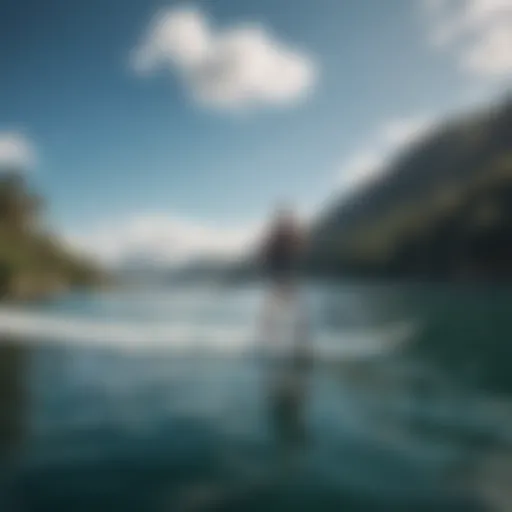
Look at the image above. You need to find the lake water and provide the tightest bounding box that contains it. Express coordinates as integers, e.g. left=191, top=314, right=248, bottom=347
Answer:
left=0, top=282, right=511, bottom=511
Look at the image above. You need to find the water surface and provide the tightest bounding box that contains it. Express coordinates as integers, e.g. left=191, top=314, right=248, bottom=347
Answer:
left=0, top=283, right=511, bottom=511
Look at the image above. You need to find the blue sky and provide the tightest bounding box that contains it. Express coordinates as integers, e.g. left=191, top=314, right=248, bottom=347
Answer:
left=0, top=0, right=510, bottom=263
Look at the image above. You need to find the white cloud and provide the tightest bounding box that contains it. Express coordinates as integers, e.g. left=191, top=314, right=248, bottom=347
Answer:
left=339, top=152, right=383, bottom=191
left=338, top=115, right=434, bottom=193
left=464, top=21, right=512, bottom=76
left=133, top=6, right=318, bottom=110
left=65, top=213, right=263, bottom=266
left=0, top=132, right=35, bottom=171
left=424, top=0, right=512, bottom=78
left=380, top=117, right=435, bottom=147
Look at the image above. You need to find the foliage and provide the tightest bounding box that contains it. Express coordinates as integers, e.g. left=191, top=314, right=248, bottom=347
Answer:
left=310, top=96, right=512, bottom=281
left=0, top=171, right=102, bottom=299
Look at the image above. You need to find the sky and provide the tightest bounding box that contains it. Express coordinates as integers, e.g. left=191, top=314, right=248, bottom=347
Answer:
left=0, top=0, right=510, bottom=264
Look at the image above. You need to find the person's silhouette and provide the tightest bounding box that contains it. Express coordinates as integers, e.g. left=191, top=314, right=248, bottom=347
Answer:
left=258, top=204, right=306, bottom=345
left=257, top=204, right=312, bottom=480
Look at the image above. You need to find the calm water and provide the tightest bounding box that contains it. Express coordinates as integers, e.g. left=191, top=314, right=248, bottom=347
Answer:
left=0, top=283, right=512, bottom=511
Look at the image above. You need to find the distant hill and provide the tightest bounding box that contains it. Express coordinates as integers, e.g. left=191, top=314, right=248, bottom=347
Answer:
left=0, top=171, right=103, bottom=299
left=116, top=256, right=250, bottom=287
left=309, top=95, right=512, bottom=280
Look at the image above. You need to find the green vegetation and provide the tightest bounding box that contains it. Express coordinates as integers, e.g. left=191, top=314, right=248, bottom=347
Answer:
left=310, top=96, right=512, bottom=281
left=0, top=171, right=103, bottom=300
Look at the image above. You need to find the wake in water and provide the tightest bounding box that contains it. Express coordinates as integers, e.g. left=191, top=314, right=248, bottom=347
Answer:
left=0, top=301, right=415, bottom=360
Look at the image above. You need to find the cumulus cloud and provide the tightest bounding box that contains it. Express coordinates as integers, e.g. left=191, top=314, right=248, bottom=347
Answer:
left=338, top=116, right=434, bottom=193
left=424, top=0, right=512, bottom=78
left=65, top=213, right=263, bottom=265
left=132, top=6, right=318, bottom=110
left=0, top=132, right=35, bottom=171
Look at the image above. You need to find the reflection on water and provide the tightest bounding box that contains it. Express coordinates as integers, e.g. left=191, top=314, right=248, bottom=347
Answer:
left=0, top=339, right=27, bottom=511
left=0, top=340, right=26, bottom=462
left=0, top=284, right=511, bottom=510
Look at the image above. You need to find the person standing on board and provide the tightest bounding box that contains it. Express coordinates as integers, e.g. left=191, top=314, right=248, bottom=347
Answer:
left=258, top=204, right=307, bottom=343
left=258, top=204, right=311, bottom=479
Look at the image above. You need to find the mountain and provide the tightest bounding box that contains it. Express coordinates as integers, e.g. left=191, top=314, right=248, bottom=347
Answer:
left=161, top=258, right=236, bottom=284
left=0, top=171, right=103, bottom=299
left=309, top=95, right=512, bottom=280
left=116, top=256, right=251, bottom=287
